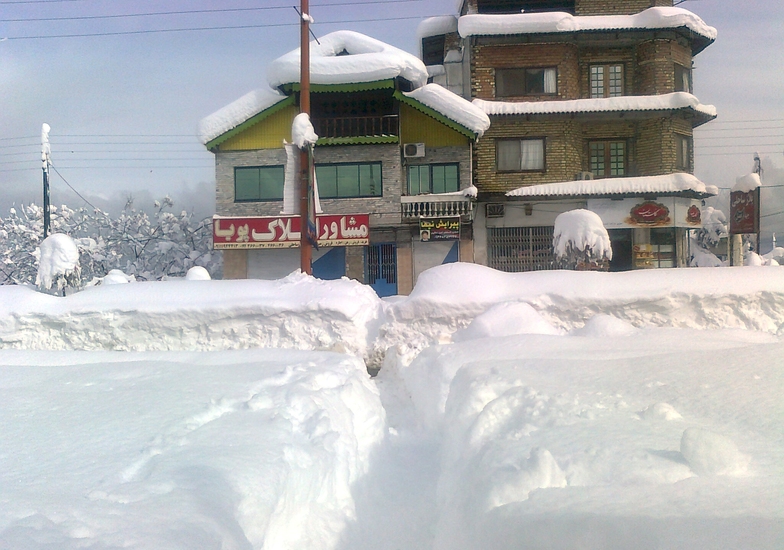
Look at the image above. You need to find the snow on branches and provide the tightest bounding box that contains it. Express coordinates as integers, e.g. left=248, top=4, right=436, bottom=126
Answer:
left=0, top=199, right=220, bottom=287
left=553, top=209, right=612, bottom=271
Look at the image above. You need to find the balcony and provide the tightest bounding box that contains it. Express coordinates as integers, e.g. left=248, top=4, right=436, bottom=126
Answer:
left=401, top=195, right=475, bottom=221
left=313, top=115, right=399, bottom=143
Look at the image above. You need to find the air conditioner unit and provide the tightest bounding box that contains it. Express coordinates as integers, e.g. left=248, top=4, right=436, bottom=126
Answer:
left=403, top=143, right=426, bottom=158
left=575, top=171, right=594, bottom=181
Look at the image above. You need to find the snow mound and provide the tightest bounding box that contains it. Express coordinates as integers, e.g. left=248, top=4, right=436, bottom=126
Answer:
left=35, top=233, right=80, bottom=291
left=452, top=302, right=561, bottom=341
left=268, top=30, right=428, bottom=89
left=480, top=448, right=567, bottom=511
left=404, top=84, right=490, bottom=137
left=103, top=269, right=135, bottom=284
left=185, top=266, right=211, bottom=280
left=458, top=7, right=717, bottom=41
left=198, top=87, right=287, bottom=145
left=640, top=402, right=683, bottom=421
left=574, top=314, right=639, bottom=337
left=681, top=428, right=750, bottom=476
left=0, top=349, right=385, bottom=550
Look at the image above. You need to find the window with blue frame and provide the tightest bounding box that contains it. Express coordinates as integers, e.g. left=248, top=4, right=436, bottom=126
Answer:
left=316, top=162, right=382, bottom=198
left=407, top=163, right=459, bottom=195
left=234, top=166, right=285, bottom=202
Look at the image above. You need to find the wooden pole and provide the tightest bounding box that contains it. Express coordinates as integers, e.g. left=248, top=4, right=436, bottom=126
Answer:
left=299, top=0, right=313, bottom=275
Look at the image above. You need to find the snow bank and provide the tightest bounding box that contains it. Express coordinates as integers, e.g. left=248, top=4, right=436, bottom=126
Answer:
left=198, top=87, right=288, bottom=145
left=0, top=272, right=383, bottom=359
left=405, top=329, right=783, bottom=550
left=268, top=30, right=428, bottom=89
left=404, top=83, right=490, bottom=137
left=506, top=172, right=715, bottom=198
left=35, top=233, right=80, bottom=290
left=452, top=302, right=561, bottom=341
left=458, top=7, right=717, bottom=41
left=0, top=349, right=385, bottom=550
left=475, top=92, right=717, bottom=119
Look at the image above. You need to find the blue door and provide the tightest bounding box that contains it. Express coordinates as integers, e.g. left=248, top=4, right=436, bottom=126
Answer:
left=365, top=244, right=397, bottom=297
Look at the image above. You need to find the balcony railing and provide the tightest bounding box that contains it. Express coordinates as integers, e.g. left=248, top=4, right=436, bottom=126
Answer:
left=401, top=195, right=475, bottom=220
left=313, top=115, right=399, bottom=139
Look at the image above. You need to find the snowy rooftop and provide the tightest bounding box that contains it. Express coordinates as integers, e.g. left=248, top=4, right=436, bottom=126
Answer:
left=198, top=87, right=288, bottom=146
left=417, top=15, right=459, bottom=39
left=474, top=92, right=717, bottom=122
left=267, top=30, right=429, bottom=89
left=506, top=173, right=718, bottom=199
left=404, top=84, right=490, bottom=137
left=458, top=7, right=717, bottom=44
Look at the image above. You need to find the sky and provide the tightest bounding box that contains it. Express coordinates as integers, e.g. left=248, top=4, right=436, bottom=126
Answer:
left=1, top=0, right=783, bottom=238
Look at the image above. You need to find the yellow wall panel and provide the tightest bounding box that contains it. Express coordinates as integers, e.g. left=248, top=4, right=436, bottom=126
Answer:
left=400, top=104, right=470, bottom=147
left=218, top=105, right=298, bottom=151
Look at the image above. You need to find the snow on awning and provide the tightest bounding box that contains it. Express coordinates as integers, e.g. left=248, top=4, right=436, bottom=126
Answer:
left=458, top=7, right=717, bottom=47
left=506, top=173, right=718, bottom=199
left=268, top=30, right=429, bottom=89
left=418, top=16, right=459, bottom=39
left=198, top=88, right=290, bottom=146
left=474, top=92, right=717, bottom=124
left=403, top=84, right=491, bottom=138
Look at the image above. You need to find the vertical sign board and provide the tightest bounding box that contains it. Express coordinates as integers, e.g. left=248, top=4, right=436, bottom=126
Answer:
left=729, top=188, right=760, bottom=235
left=419, top=217, right=460, bottom=242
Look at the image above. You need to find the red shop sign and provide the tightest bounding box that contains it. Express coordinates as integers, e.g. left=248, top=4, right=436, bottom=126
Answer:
left=212, top=214, right=370, bottom=249
left=729, top=190, right=759, bottom=235
left=627, top=201, right=671, bottom=226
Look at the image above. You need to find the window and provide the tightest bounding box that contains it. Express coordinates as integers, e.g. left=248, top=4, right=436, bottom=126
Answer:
left=408, top=164, right=460, bottom=195
left=422, top=35, right=446, bottom=66
left=496, top=68, right=557, bottom=97
left=590, top=64, right=624, bottom=98
left=497, top=139, right=545, bottom=172
left=315, top=162, right=382, bottom=198
left=676, top=134, right=692, bottom=172
left=234, top=166, right=284, bottom=202
left=675, top=64, right=692, bottom=93
left=650, top=228, right=676, bottom=268
left=589, top=141, right=626, bottom=177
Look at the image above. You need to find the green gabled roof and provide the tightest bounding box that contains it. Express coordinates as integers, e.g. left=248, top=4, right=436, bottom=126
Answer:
left=205, top=95, right=296, bottom=150
left=281, top=79, right=397, bottom=94
left=393, top=90, right=477, bottom=139
left=316, top=135, right=399, bottom=146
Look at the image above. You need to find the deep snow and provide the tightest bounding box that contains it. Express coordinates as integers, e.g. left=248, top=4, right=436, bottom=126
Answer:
left=1, top=264, right=783, bottom=549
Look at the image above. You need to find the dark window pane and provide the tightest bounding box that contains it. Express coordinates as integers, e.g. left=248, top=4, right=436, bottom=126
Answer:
left=235, top=166, right=284, bottom=201
left=443, top=164, right=459, bottom=193
left=422, top=35, right=446, bottom=66
left=235, top=168, right=259, bottom=201
left=258, top=166, right=284, bottom=200
left=496, top=69, right=526, bottom=97
left=408, top=165, right=428, bottom=194
left=525, top=69, right=545, bottom=94
left=337, top=164, right=359, bottom=197
left=316, top=165, right=337, bottom=198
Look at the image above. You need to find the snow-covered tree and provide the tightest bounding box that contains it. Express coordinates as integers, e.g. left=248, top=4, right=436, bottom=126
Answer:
left=35, top=233, right=81, bottom=293
left=553, top=209, right=612, bottom=271
left=0, top=199, right=221, bottom=287
left=689, top=206, right=727, bottom=268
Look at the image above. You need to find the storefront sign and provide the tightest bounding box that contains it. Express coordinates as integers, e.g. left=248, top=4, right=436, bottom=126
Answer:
left=587, top=198, right=703, bottom=229
left=213, top=214, right=370, bottom=249
left=729, top=189, right=759, bottom=235
left=420, top=217, right=460, bottom=241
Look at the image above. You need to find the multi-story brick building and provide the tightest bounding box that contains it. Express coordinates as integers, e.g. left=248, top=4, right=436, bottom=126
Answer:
left=200, top=31, right=489, bottom=294
left=420, top=0, right=718, bottom=271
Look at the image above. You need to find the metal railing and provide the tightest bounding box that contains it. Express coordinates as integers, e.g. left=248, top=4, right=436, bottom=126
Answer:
left=313, top=115, right=399, bottom=139
left=401, top=195, right=474, bottom=220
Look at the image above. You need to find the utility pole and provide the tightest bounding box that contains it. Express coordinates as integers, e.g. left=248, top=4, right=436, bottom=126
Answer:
left=754, top=152, right=762, bottom=254
left=41, top=123, right=52, bottom=239
left=299, top=0, right=313, bottom=275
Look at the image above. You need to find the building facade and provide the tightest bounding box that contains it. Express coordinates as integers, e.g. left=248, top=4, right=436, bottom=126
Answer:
left=421, top=0, right=718, bottom=272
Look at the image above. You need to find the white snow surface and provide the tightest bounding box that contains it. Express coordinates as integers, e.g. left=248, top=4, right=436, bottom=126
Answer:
left=458, top=7, right=717, bottom=41
left=417, top=15, right=459, bottom=39
left=198, top=87, right=288, bottom=145
left=474, top=91, right=717, bottom=118
left=404, top=84, right=491, bottom=137
left=3, top=263, right=784, bottom=549
left=292, top=112, right=319, bottom=149
left=507, top=172, right=715, bottom=198
left=733, top=172, right=762, bottom=193
left=267, top=30, right=429, bottom=89
left=553, top=208, right=612, bottom=260
left=34, top=233, right=80, bottom=290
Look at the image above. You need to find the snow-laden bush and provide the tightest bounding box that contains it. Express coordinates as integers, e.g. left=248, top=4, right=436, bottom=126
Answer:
left=553, top=209, right=611, bottom=271
left=690, top=207, right=727, bottom=268
left=0, top=199, right=221, bottom=287
left=35, top=233, right=81, bottom=292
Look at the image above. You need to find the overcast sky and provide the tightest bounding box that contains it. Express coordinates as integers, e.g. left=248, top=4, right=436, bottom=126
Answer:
left=1, top=0, right=782, bottom=238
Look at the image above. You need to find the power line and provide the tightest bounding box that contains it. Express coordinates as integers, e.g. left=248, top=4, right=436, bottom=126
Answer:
left=50, top=164, right=100, bottom=211
left=2, top=0, right=423, bottom=22
left=3, top=14, right=446, bottom=39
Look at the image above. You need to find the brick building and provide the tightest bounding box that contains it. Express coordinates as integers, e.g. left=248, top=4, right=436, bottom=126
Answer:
left=200, top=31, right=489, bottom=294
left=420, top=0, right=718, bottom=271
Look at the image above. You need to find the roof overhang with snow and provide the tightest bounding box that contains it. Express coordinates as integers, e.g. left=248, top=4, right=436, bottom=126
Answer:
left=458, top=7, right=716, bottom=54
left=473, top=92, right=717, bottom=127
left=505, top=173, right=718, bottom=200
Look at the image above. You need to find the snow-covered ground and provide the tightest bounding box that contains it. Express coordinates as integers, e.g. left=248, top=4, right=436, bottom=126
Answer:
left=1, top=265, right=783, bottom=549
